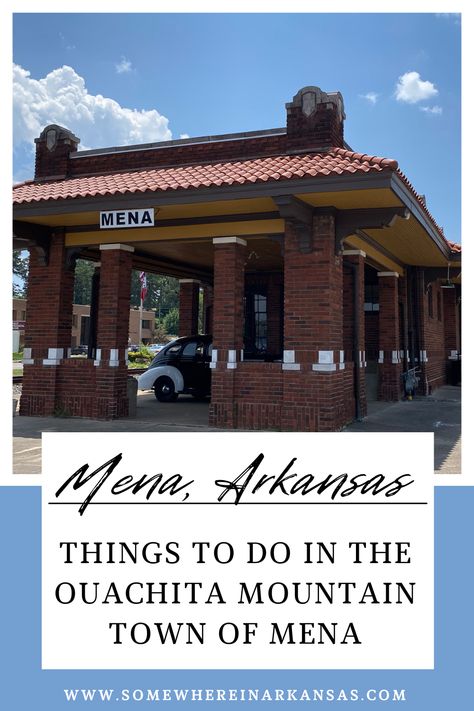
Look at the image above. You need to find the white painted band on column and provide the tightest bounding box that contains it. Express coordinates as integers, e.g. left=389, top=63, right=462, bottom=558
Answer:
left=23, top=348, right=34, bottom=365
left=312, top=350, right=337, bottom=372
left=339, top=350, right=345, bottom=370
left=419, top=350, right=428, bottom=363
left=94, top=348, right=102, bottom=367
left=124, top=348, right=129, bottom=364
left=448, top=350, right=459, bottom=360
left=212, top=236, right=247, bottom=246
left=378, top=350, right=384, bottom=364
left=43, top=347, right=64, bottom=365
left=99, top=243, right=135, bottom=252
left=226, top=349, right=237, bottom=369
left=109, top=348, right=120, bottom=367
left=318, top=350, right=334, bottom=364
left=209, top=348, right=218, bottom=369
left=282, top=349, right=301, bottom=370
left=391, top=350, right=400, bottom=364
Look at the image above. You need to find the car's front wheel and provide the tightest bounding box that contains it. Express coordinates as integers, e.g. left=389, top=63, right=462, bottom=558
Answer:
left=154, top=376, right=178, bottom=402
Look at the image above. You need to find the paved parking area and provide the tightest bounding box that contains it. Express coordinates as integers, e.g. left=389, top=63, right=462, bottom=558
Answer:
left=13, top=386, right=460, bottom=475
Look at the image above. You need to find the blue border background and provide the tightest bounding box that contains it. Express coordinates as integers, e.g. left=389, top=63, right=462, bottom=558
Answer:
left=1, top=486, right=472, bottom=709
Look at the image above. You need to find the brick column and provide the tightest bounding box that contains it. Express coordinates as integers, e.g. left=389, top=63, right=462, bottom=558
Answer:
left=20, top=230, right=75, bottom=416
left=414, top=268, right=429, bottom=395
left=281, top=212, right=351, bottom=431
left=209, top=237, right=247, bottom=428
left=266, top=274, right=283, bottom=358
left=377, top=272, right=402, bottom=400
left=178, top=279, right=200, bottom=336
left=202, top=285, right=213, bottom=335
left=343, top=250, right=367, bottom=418
left=93, top=244, right=134, bottom=419
left=443, top=286, right=460, bottom=360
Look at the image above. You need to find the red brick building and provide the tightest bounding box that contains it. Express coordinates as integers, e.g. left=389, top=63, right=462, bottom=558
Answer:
left=13, top=86, right=461, bottom=427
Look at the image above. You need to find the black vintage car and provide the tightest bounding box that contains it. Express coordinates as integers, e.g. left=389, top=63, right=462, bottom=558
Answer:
left=137, top=335, right=213, bottom=402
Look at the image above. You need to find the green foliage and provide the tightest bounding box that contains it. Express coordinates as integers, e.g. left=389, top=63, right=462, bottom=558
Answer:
left=162, top=307, right=179, bottom=337
left=127, top=345, right=153, bottom=364
left=74, top=259, right=95, bottom=304
left=130, top=271, right=179, bottom=313
left=13, top=250, right=29, bottom=297
left=153, top=320, right=168, bottom=343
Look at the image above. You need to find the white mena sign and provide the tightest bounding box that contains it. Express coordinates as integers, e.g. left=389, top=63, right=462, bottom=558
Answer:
left=99, top=208, right=155, bottom=229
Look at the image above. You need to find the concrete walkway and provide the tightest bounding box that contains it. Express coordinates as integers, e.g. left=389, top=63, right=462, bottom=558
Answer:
left=345, top=385, right=461, bottom=474
left=13, top=386, right=460, bottom=475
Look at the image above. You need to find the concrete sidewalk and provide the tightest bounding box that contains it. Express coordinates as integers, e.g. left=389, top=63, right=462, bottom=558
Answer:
left=13, top=386, right=460, bottom=475
left=345, top=385, right=461, bottom=474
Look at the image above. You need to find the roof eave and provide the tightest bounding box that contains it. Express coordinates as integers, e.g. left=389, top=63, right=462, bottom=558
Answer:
left=390, top=173, right=453, bottom=261
left=13, top=170, right=394, bottom=218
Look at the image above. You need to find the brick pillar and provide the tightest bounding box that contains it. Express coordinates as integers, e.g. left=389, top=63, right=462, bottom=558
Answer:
left=179, top=279, right=200, bottom=336
left=377, top=272, right=402, bottom=400
left=266, top=274, right=283, bottom=358
left=202, top=285, right=213, bottom=334
left=209, top=237, right=247, bottom=428
left=414, top=268, right=429, bottom=395
left=281, top=212, right=351, bottom=431
left=94, top=244, right=134, bottom=419
left=20, top=230, right=75, bottom=416
left=443, top=286, right=460, bottom=360
left=343, top=250, right=367, bottom=418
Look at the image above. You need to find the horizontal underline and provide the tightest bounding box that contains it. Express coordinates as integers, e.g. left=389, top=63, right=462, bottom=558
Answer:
left=48, top=501, right=428, bottom=506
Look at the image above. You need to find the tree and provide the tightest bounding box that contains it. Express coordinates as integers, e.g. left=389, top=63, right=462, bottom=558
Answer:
left=130, top=271, right=179, bottom=314
left=13, top=250, right=29, bottom=297
left=162, top=307, right=179, bottom=336
left=73, top=259, right=96, bottom=304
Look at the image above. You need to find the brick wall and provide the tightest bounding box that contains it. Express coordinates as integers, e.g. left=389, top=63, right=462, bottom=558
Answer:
left=421, top=280, right=448, bottom=392
left=377, top=273, right=402, bottom=400
left=179, top=281, right=200, bottom=336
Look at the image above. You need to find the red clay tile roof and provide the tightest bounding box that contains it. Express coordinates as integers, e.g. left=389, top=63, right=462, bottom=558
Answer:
left=12, top=146, right=460, bottom=254
left=12, top=148, right=398, bottom=205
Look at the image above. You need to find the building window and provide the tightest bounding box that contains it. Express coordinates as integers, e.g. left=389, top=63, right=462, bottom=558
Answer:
left=244, top=287, right=267, bottom=357
left=428, top=287, right=433, bottom=318
left=364, top=283, right=379, bottom=311
left=437, top=291, right=442, bottom=321
left=141, top=319, right=150, bottom=329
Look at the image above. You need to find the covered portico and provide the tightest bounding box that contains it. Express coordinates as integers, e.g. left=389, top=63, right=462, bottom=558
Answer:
left=13, top=86, right=461, bottom=431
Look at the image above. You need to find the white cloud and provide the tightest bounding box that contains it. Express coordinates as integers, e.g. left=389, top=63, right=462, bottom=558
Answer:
left=115, top=57, right=132, bottom=74
left=359, top=92, right=379, bottom=105
left=395, top=71, right=438, bottom=104
left=420, top=105, right=443, bottom=115
left=13, top=63, right=172, bottom=154
left=179, top=133, right=190, bottom=139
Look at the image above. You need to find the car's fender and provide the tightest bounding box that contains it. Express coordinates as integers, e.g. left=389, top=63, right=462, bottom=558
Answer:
left=137, top=365, right=184, bottom=392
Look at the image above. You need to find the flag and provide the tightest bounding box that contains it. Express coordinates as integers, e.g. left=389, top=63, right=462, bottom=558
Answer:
left=139, top=271, right=147, bottom=303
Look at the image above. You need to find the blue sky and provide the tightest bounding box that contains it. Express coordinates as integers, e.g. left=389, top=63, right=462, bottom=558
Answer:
left=13, top=12, right=461, bottom=242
